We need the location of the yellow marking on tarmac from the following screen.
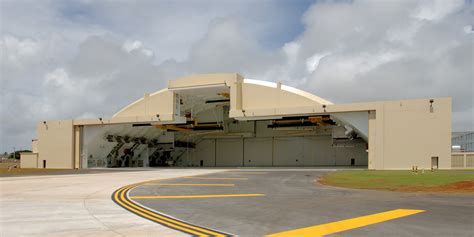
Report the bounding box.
[143,183,235,187]
[131,194,265,199]
[114,183,228,236]
[114,186,206,236]
[266,209,425,237]
[182,177,249,180]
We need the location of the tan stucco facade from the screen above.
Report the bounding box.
[28,73,452,170]
[37,120,75,168]
[19,152,38,168]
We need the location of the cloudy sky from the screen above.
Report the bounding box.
[1,0,473,152]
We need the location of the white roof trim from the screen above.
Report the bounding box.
[244,78,333,105]
[281,85,333,105]
[243,78,277,88]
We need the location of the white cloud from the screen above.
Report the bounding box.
[306,52,330,73]
[44,68,72,89]
[414,0,465,21]
[122,40,153,57]
[0,35,42,68]
[464,25,473,34]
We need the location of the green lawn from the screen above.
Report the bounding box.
[320,170,474,192]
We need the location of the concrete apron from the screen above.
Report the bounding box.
[0,169,228,237]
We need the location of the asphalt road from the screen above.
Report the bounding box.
[127,170,473,237]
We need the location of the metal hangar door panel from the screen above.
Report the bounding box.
[193,139,216,167]
[273,137,303,166]
[304,136,335,166]
[244,138,272,166]
[216,138,244,166]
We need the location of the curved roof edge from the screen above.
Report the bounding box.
[243,79,333,105]
[112,88,169,117]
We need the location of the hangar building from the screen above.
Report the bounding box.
[21,73,452,170]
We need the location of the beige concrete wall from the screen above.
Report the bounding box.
[37,120,74,169]
[377,98,451,170]
[32,139,38,153]
[20,153,38,168]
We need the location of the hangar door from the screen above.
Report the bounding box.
[273,137,304,166]
[303,136,334,166]
[191,136,366,167]
[216,138,244,166]
[192,139,215,167]
[244,138,273,166]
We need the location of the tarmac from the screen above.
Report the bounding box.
[128,169,473,237]
[1,168,473,236]
[0,169,225,237]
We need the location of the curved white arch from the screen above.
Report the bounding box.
[243,79,333,105]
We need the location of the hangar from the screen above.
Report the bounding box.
[22,73,452,170]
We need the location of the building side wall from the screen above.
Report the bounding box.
[32,140,38,153]
[37,120,74,169]
[380,98,451,169]
[20,153,38,168]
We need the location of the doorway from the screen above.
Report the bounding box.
[431,156,439,169]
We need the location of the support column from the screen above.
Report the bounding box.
[73,125,82,169]
[368,110,376,169]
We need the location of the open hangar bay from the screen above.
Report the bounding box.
[22,73,451,170]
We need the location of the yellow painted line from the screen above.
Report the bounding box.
[115,183,227,236]
[182,177,249,180]
[266,209,425,237]
[143,183,235,187]
[131,194,265,199]
[115,187,202,235]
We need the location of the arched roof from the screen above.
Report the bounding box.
[113,73,333,119]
